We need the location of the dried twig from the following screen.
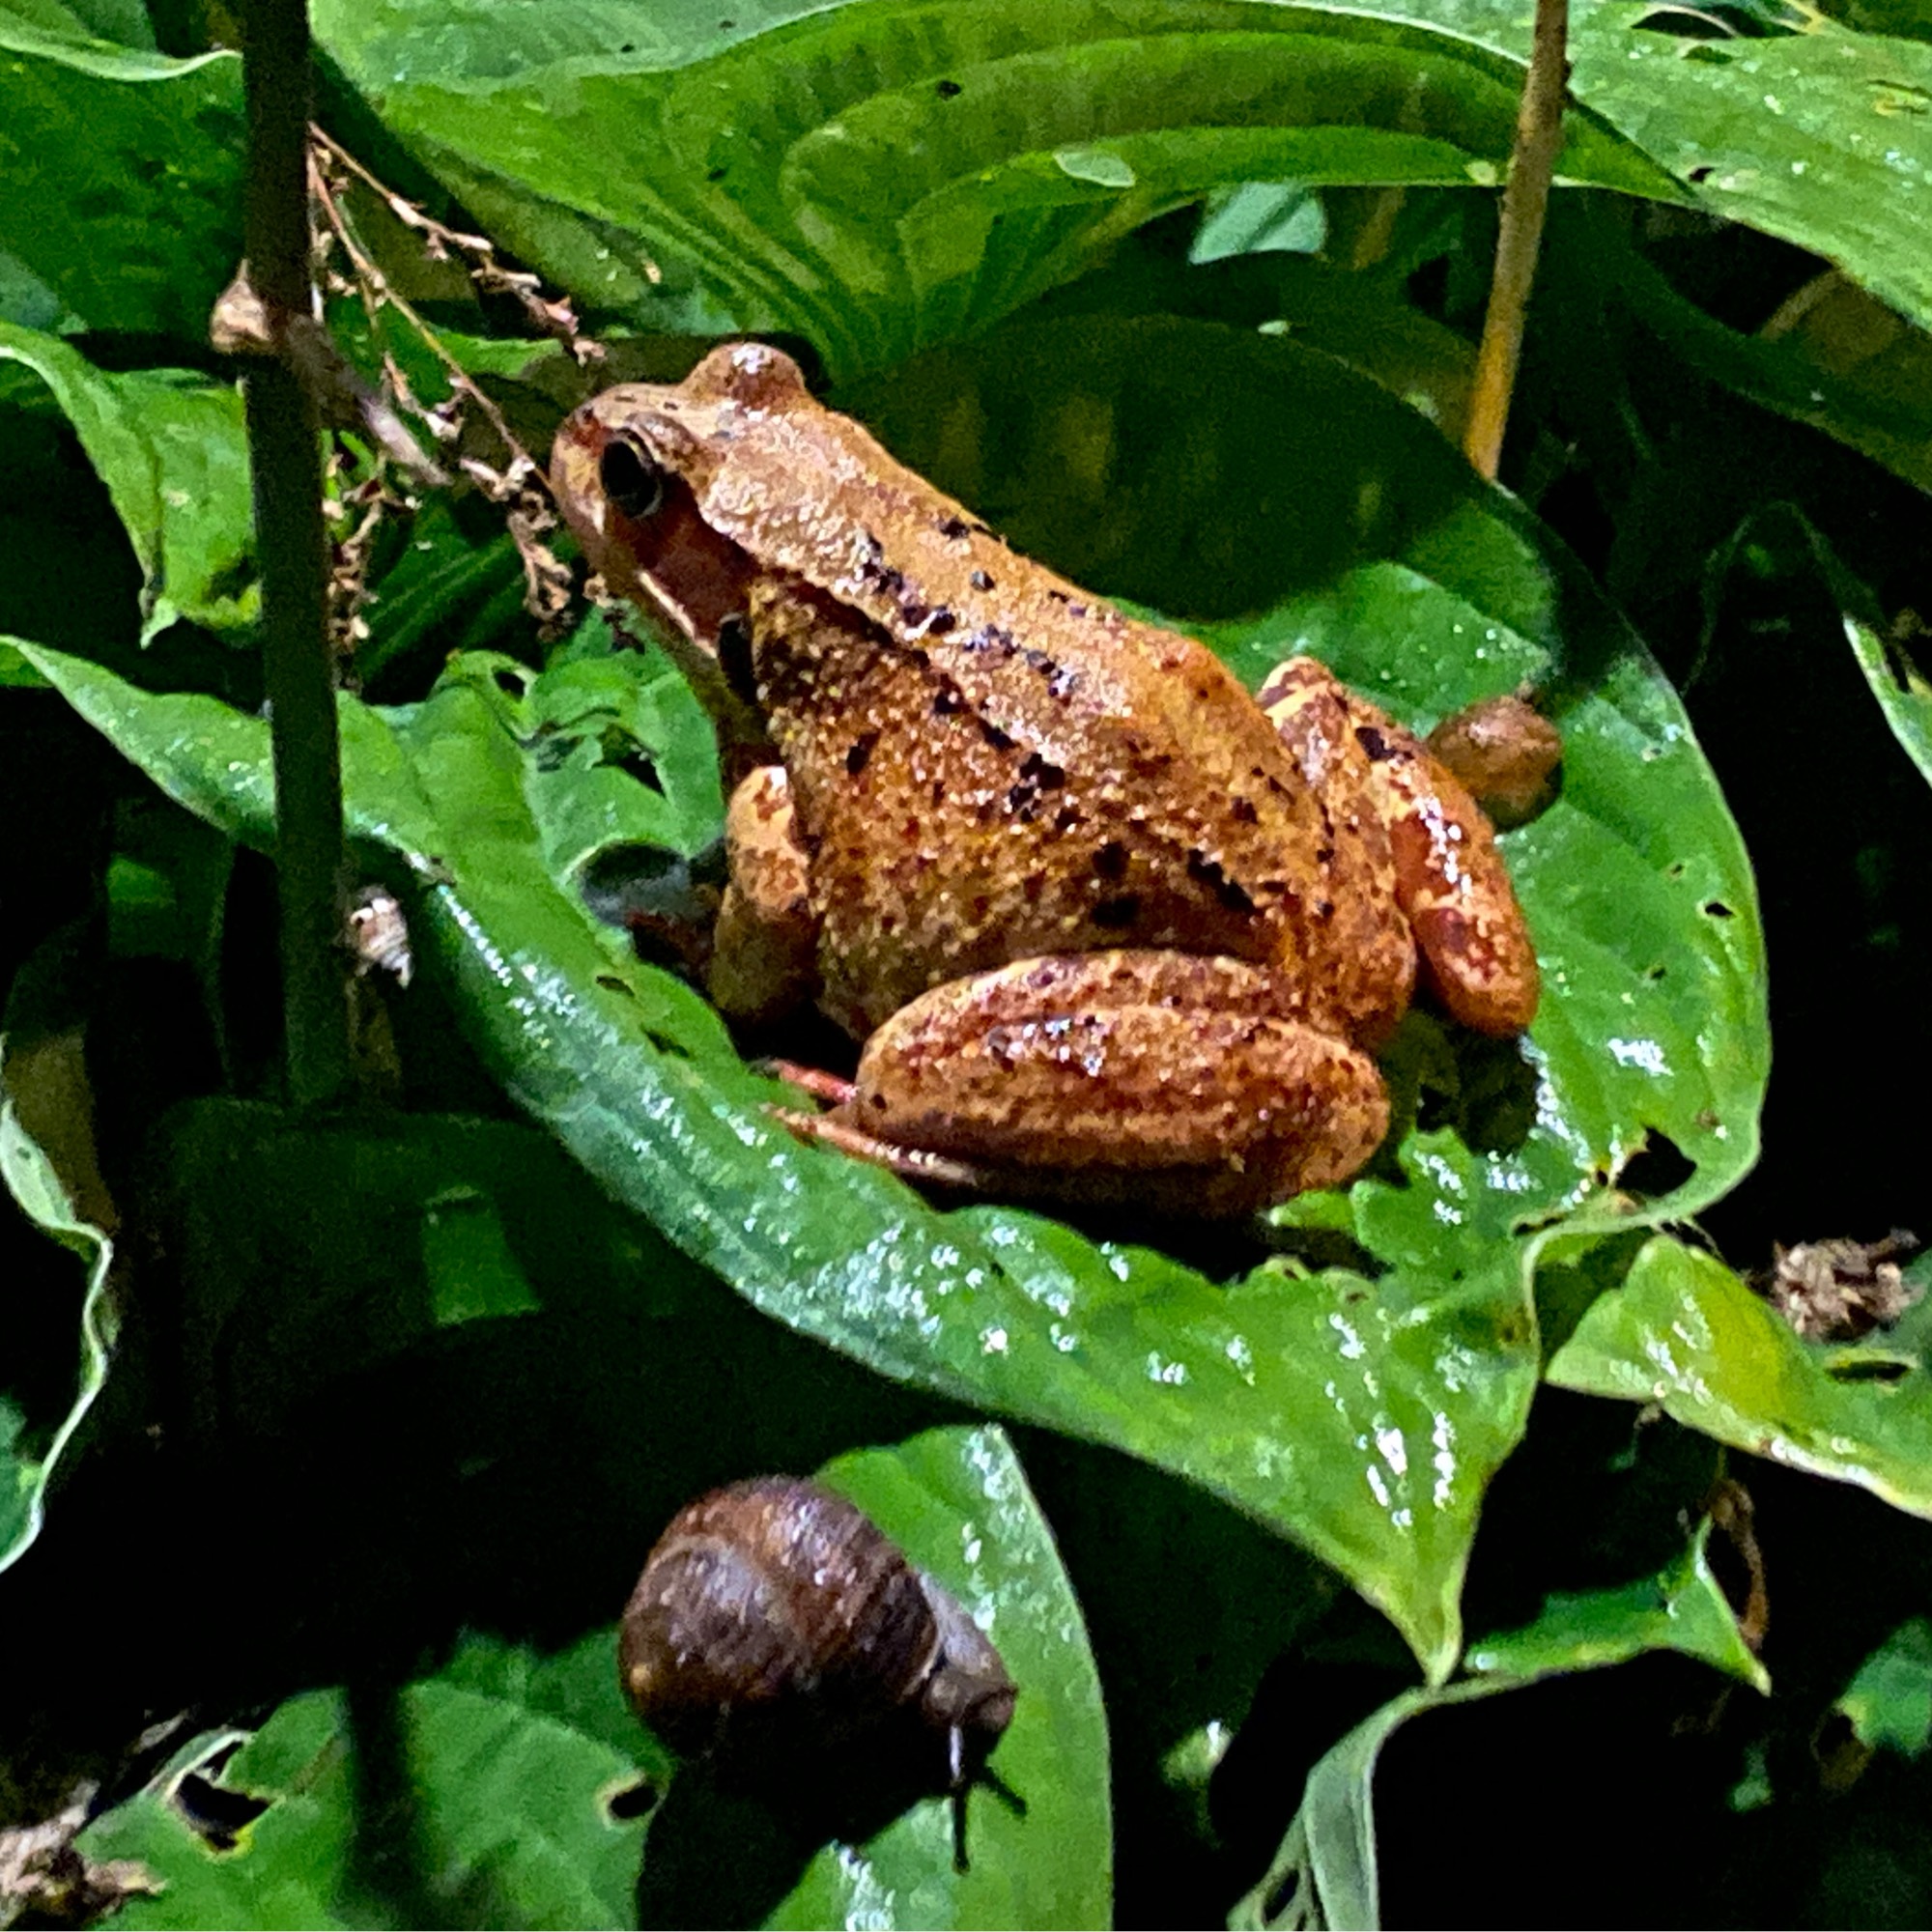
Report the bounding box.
[305,144,529,468]
[1463,0,1570,480]
[311,127,603,359]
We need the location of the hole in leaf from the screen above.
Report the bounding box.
[1633,2,1788,40]
[644,1029,692,1058]
[1825,1354,1916,1384]
[1263,1864,1303,1922]
[605,1776,664,1822]
[1618,1131,1696,1201]
[173,1772,270,1852]
[494,668,528,697]
[1666,862,1686,879]
[597,974,636,999]
[1645,964,1667,980]
[1702,899,1735,919]
[600,727,665,793]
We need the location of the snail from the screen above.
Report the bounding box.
[619,1476,1018,1864]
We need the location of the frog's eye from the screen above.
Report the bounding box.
[601,436,668,521]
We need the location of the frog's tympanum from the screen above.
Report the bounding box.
[553,343,1543,1216]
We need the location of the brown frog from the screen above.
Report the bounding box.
[552,343,1542,1216]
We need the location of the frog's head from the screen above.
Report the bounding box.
[552,343,812,658]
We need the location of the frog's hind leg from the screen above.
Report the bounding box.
[776,951,1390,1216]
[1259,657,1540,1037]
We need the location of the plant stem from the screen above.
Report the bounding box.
[241,0,352,1109]
[1463,0,1570,482]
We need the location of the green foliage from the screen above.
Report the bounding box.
[1549,1235,1932,1516]
[0,9,242,339]
[0,1085,115,1571]
[1233,1513,1768,1929]
[0,321,254,641]
[4,0,1932,1923]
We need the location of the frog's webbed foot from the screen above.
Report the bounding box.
[770,952,1390,1216]
[1259,658,1540,1038]
[707,765,821,1025]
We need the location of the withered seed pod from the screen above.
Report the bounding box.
[620,1478,1018,1807]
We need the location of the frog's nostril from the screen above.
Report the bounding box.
[601,436,667,520]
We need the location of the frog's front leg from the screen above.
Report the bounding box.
[706,764,821,1025]
[773,951,1390,1216]
[1258,659,1540,1037]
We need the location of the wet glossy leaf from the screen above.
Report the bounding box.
[1548,1235,1932,1518]
[318,0,1932,375]
[0,322,254,641]
[79,1426,1108,1931]
[313,0,1676,379]
[17,323,1764,1678]
[0,11,242,340]
[14,625,1535,1675]
[1570,6,1932,334]
[1232,1515,1766,1931]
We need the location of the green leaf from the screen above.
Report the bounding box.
[313,0,1678,378]
[353,499,530,691]
[80,1426,1110,1930]
[16,322,1766,1679]
[1189,181,1328,263]
[1570,7,1932,336]
[419,1185,547,1329]
[0,322,254,642]
[1232,1516,1766,1931]
[1568,208,1932,499]
[0,1083,116,1573]
[79,1677,649,1929]
[0,12,243,339]
[1691,501,1932,793]
[1836,1618,1932,1759]
[1845,605,1932,790]
[1548,1235,1932,1517]
[321,0,1932,362]
[0,634,51,688]
[507,615,727,867]
[1464,1513,1769,1691]
[142,1101,695,1437]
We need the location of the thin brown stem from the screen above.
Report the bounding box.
[1463,0,1571,481]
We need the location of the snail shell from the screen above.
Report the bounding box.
[619,1477,1017,1785]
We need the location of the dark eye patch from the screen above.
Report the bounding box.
[601,436,668,520]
